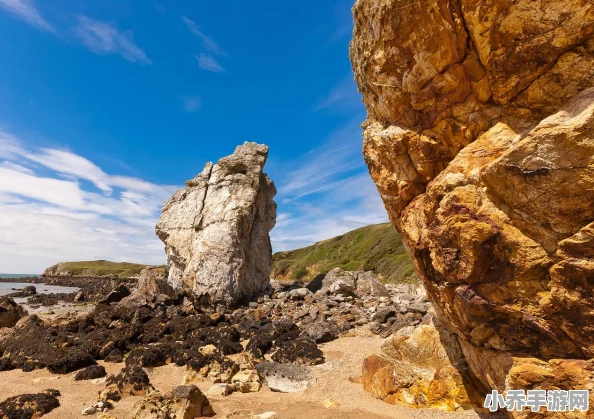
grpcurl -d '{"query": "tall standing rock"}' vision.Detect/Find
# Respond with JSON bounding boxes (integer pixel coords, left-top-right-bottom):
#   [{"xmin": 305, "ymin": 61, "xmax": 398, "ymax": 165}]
[
  {"xmin": 156, "ymin": 142, "xmax": 277, "ymax": 306},
  {"xmin": 351, "ymin": 0, "xmax": 594, "ymax": 414}
]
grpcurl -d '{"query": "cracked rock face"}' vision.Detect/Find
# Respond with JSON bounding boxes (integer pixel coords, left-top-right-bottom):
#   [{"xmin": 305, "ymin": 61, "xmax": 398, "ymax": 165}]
[
  {"xmin": 351, "ymin": 0, "xmax": 594, "ymax": 413},
  {"xmin": 156, "ymin": 142, "xmax": 277, "ymax": 306}
]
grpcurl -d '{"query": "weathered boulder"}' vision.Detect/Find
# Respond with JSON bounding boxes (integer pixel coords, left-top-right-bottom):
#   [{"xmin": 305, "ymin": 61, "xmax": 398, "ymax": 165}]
[
  {"xmin": 256, "ymin": 362, "xmax": 317, "ymax": 393},
  {"xmin": 362, "ymin": 318, "xmax": 484, "ymax": 410},
  {"xmin": 304, "ymin": 321, "xmax": 339, "ymax": 343},
  {"xmin": 99, "ymin": 285, "xmax": 131, "ymax": 305},
  {"xmin": 0, "ymin": 298, "xmax": 27, "ymax": 328},
  {"xmin": 130, "ymin": 385, "xmax": 214, "ymax": 418},
  {"xmin": 20, "ymin": 286, "xmax": 36, "ymax": 296},
  {"xmin": 313, "ymin": 268, "xmax": 389, "ymax": 298},
  {"xmin": 231, "ymin": 369, "xmax": 262, "ymax": 393},
  {"xmin": 156, "ymin": 142, "xmax": 277, "ymax": 306},
  {"xmin": 119, "ymin": 266, "xmax": 177, "ymax": 308},
  {"xmin": 351, "ymin": 0, "xmax": 594, "ymax": 415}
]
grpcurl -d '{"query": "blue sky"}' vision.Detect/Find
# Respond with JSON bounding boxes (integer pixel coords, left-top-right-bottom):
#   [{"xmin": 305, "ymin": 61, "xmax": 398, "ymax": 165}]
[{"xmin": 0, "ymin": 0, "xmax": 388, "ymax": 273}]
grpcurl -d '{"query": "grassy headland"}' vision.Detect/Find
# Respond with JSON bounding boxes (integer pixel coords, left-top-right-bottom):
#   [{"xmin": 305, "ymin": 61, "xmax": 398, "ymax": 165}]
[
  {"xmin": 42, "ymin": 260, "xmax": 151, "ymax": 278},
  {"xmin": 272, "ymin": 223, "xmax": 417, "ymax": 284}
]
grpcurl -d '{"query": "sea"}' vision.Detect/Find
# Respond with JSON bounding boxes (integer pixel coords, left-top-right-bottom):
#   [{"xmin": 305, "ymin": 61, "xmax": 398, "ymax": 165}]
[{"xmin": 0, "ymin": 274, "xmax": 80, "ymax": 302}]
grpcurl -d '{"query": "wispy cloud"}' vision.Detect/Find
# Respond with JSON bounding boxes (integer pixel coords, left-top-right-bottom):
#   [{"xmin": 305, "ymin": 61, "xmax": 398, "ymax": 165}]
[
  {"xmin": 182, "ymin": 16, "xmax": 227, "ymax": 57},
  {"xmin": 277, "ymin": 120, "xmax": 366, "ymax": 200},
  {"xmin": 0, "ymin": 131, "xmax": 177, "ymax": 273},
  {"xmin": 270, "ymin": 118, "xmax": 388, "ymax": 252},
  {"xmin": 271, "ymin": 173, "xmax": 388, "ymax": 251},
  {"xmin": 183, "ymin": 16, "xmax": 227, "ymax": 73},
  {"xmin": 181, "ymin": 96, "xmax": 201, "ymax": 113},
  {"xmin": 73, "ymin": 16, "xmax": 152, "ymax": 65},
  {"xmin": 313, "ymin": 76, "xmax": 361, "ymax": 112},
  {"xmin": 0, "ymin": 0, "xmax": 53, "ymax": 32},
  {"xmin": 195, "ymin": 53, "xmax": 225, "ymax": 73}
]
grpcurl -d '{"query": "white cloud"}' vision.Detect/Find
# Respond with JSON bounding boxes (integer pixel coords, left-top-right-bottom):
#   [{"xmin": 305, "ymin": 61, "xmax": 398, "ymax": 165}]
[
  {"xmin": 0, "ymin": 0, "xmax": 53, "ymax": 32},
  {"xmin": 73, "ymin": 16, "xmax": 151, "ymax": 65},
  {"xmin": 0, "ymin": 130, "xmax": 177, "ymax": 273},
  {"xmin": 182, "ymin": 16, "xmax": 227, "ymax": 57},
  {"xmin": 195, "ymin": 53, "xmax": 225, "ymax": 73},
  {"xmin": 0, "ymin": 161, "xmax": 34, "ymax": 175},
  {"xmin": 181, "ymin": 96, "xmax": 201, "ymax": 113}
]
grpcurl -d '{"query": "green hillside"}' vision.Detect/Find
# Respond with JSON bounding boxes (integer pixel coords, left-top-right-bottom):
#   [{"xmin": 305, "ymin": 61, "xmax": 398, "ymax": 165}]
[
  {"xmin": 272, "ymin": 223, "xmax": 417, "ymax": 284},
  {"xmin": 43, "ymin": 260, "xmax": 150, "ymax": 278}
]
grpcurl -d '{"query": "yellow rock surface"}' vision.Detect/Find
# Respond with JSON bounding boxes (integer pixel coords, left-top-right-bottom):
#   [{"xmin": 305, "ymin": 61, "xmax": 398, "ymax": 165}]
[{"xmin": 351, "ymin": 0, "xmax": 594, "ymax": 416}]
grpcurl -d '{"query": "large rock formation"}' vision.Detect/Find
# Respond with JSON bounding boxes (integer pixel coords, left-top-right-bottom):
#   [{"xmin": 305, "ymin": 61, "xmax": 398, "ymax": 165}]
[
  {"xmin": 156, "ymin": 142, "xmax": 277, "ymax": 306},
  {"xmin": 351, "ymin": 0, "xmax": 594, "ymax": 415},
  {"xmin": 362, "ymin": 317, "xmax": 484, "ymax": 410}
]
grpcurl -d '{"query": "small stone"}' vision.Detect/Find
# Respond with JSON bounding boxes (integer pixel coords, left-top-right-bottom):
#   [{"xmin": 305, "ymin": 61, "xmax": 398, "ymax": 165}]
[
  {"xmin": 199, "ymin": 344, "xmax": 219, "ymax": 356},
  {"xmin": 367, "ymin": 321, "xmax": 381, "ymax": 334},
  {"xmin": 371, "ymin": 307, "xmax": 396, "ymax": 324},
  {"xmin": 323, "ymin": 399, "xmax": 340, "ymax": 408},
  {"xmin": 288, "ymin": 288, "xmax": 312, "ymax": 300},
  {"xmin": 408, "ymin": 302, "xmax": 429, "ymax": 314},
  {"xmin": 82, "ymin": 406, "xmax": 97, "ymax": 415},
  {"xmin": 206, "ymin": 383, "xmax": 234, "ymax": 397},
  {"xmin": 231, "ymin": 369, "xmax": 262, "ymax": 393}
]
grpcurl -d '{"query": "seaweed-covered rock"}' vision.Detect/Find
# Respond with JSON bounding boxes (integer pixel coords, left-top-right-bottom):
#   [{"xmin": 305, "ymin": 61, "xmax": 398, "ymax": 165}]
[
  {"xmin": 0, "ymin": 389, "xmax": 60, "ymax": 419},
  {"xmin": 271, "ymin": 335, "xmax": 324, "ymax": 366},
  {"xmin": 125, "ymin": 345, "xmax": 169, "ymax": 368},
  {"xmin": 100, "ymin": 365, "xmax": 154, "ymax": 402},
  {"xmin": 74, "ymin": 365, "xmax": 107, "ymax": 381},
  {"xmin": 0, "ymin": 298, "xmax": 27, "ymax": 328},
  {"xmin": 47, "ymin": 349, "xmax": 96, "ymax": 374}
]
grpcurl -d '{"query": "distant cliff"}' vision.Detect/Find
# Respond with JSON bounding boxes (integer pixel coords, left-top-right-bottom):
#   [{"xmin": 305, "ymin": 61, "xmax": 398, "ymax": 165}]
[{"xmin": 42, "ymin": 260, "xmax": 153, "ymax": 278}]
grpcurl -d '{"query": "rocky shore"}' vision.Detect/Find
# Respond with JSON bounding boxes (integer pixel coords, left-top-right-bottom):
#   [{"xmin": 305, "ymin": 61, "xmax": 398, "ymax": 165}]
[{"xmin": 0, "ymin": 266, "xmax": 479, "ymax": 419}]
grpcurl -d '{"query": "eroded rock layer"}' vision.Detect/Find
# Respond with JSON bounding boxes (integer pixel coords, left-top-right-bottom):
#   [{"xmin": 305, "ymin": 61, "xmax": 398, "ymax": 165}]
[
  {"xmin": 156, "ymin": 142, "xmax": 277, "ymax": 306},
  {"xmin": 351, "ymin": 0, "xmax": 594, "ymax": 414}
]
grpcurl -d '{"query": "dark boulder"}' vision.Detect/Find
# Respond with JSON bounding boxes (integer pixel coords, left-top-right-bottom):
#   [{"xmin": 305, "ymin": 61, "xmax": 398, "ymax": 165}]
[
  {"xmin": 99, "ymin": 285, "xmax": 131, "ymax": 305},
  {"xmin": 47, "ymin": 350, "xmax": 96, "ymax": 374},
  {"xmin": 74, "ymin": 365, "xmax": 107, "ymax": 381},
  {"xmin": 0, "ymin": 298, "xmax": 27, "ymax": 328},
  {"xmin": 125, "ymin": 345, "xmax": 169, "ymax": 368},
  {"xmin": 271, "ymin": 335, "xmax": 324, "ymax": 365},
  {"xmin": 0, "ymin": 389, "xmax": 60, "ymax": 419},
  {"xmin": 304, "ymin": 321, "xmax": 339, "ymax": 343}
]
